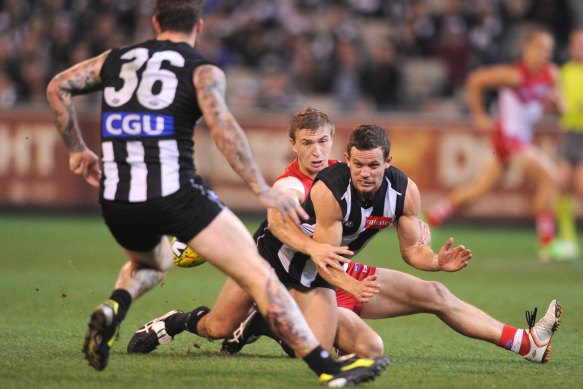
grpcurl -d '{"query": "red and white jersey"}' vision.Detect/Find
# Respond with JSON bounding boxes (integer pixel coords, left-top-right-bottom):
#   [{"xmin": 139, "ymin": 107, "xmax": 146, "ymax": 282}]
[
  {"xmin": 497, "ymin": 62, "xmax": 554, "ymax": 143},
  {"xmin": 274, "ymin": 158, "xmax": 339, "ymax": 202}
]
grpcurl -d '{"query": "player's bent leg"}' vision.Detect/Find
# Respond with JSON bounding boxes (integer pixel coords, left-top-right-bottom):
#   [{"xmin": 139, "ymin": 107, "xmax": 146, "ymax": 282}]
[
  {"xmin": 197, "ymin": 277, "xmax": 254, "ymax": 339},
  {"xmin": 127, "ymin": 275, "xmax": 254, "ymax": 353},
  {"xmin": 189, "ymin": 209, "xmax": 389, "ymax": 384},
  {"xmin": 84, "ymin": 237, "xmax": 173, "ymax": 370},
  {"xmin": 517, "ymin": 146, "xmax": 558, "ymax": 215},
  {"xmin": 188, "ymin": 209, "xmax": 320, "ymax": 357},
  {"xmin": 516, "ymin": 147, "xmax": 560, "ymax": 259},
  {"xmin": 335, "ymin": 307, "xmax": 383, "ymax": 358},
  {"xmin": 117, "ymin": 237, "xmax": 175, "ymax": 300},
  {"xmin": 451, "ymin": 154, "xmax": 503, "ymax": 208},
  {"xmin": 289, "ymin": 287, "xmax": 338, "ymax": 352}
]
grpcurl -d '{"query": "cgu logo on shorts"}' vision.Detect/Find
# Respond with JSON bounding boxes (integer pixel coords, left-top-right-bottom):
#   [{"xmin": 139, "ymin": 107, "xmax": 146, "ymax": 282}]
[
  {"xmin": 364, "ymin": 215, "xmax": 393, "ymax": 230},
  {"xmin": 102, "ymin": 112, "xmax": 174, "ymax": 138}
]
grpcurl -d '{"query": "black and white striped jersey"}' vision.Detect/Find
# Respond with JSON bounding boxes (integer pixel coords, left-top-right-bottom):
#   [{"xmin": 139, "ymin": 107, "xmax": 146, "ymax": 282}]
[
  {"xmin": 98, "ymin": 39, "xmax": 211, "ymax": 202},
  {"xmin": 255, "ymin": 163, "xmax": 408, "ymax": 288}
]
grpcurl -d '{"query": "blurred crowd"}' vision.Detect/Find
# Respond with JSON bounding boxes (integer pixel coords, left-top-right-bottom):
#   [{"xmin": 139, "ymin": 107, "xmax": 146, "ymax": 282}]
[{"xmin": 0, "ymin": 0, "xmax": 581, "ymax": 114}]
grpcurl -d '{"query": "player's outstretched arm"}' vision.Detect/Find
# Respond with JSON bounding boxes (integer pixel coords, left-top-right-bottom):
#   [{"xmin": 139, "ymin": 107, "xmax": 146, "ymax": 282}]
[
  {"xmin": 194, "ymin": 65, "xmax": 307, "ymax": 223},
  {"xmin": 46, "ymin": 51, "xmax": 109, "ymax": 188},
  {"xmin": 466, "ymin": 65, "xmax": 521, "ymax": 132},
  {"xmin": 397, "ymin": 179, "xmax": 472, "ymax": 272}
]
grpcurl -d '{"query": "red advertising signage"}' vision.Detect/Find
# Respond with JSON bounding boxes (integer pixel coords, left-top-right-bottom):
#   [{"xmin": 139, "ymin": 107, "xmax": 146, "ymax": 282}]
[{"xmin": 0, "ymin": 111, "xmax": 570, "ymax": 220}]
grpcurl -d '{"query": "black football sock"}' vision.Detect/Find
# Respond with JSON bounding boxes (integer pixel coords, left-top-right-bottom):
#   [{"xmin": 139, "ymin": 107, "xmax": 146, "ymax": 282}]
[
  {"xmin": 109, "ymin": 289, "xmax": 132, "ymax": 322},
  {"xmin": 164, "ymin": 311, "xmax": 191, "ymax": 337},
  {"xmin": 185, "ymin": 306, "xmax": 211, "ymax": 335},
  {"xmin": 248, "ymin": 311, "xmax": 270, "ymax": 336},
  {"xmin": 303, "ymin": 346, "xmax": 340, "ymax": 376},
  {"xmin": 253, "ymin": 314, "xmax": 295, "ymax": 357}
]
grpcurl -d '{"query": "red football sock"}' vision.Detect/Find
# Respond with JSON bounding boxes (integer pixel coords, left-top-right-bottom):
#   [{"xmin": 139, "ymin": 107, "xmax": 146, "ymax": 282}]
[
  {"xmin": 536, "ymin": 212, "xmax": 555, "ymax": 246},
  {"xmin": 426, "ymin": 199, "xmax": 453, "ymax": 227},
  {"xmin": 497, "ymin": 325, "xmax": 531, "ymax": 355}
]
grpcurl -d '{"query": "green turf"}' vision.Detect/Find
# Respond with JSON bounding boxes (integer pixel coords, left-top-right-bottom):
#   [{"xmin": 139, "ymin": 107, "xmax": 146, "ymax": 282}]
[{"xmin": 0, "ymin": 214, "xmax": 582, "ymax": 388}]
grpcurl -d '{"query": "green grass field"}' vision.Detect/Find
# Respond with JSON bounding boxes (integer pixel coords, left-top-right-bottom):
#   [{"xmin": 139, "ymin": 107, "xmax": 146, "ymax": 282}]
[{"xmin": 1, "ymin": 214, "xmax": 582, "ymax": 388}]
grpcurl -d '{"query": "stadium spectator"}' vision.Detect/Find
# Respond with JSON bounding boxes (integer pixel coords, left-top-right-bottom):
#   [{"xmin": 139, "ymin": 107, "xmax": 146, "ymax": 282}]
[
  {"xmin": 361, "ymin": 38, "xmax": 402, "ymax": 111},
  {"xmin": 45, "ymin": 0, "xmax": 388, "ymax": 385},
  {"xmin": 0, "ymin": 68, "xmax": 16, "ymax": 109},
  {"xmin": 555, "ymin": 29, "xmax": 583, "ymax": 260},
  {"xmin": 0, "ymin": 0, "xmax": 578, "ymax": 110},
  {"xmin": 425, "ymin": 25, "xmax": 564, "ymax": 261}
]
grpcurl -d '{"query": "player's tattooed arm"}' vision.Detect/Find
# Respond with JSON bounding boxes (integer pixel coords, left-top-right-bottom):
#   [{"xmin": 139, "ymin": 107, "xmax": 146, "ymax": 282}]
[
  {"xmin": 46, "ymin": 50, "xmax": 109, "ymax": 152},
  {"xmin": 194, "ymin": 65, "xmax": 308, "ymax": 222},
  {"xmin": 194, "ymin": 65, "xmax": 270, "ymax": 198}
]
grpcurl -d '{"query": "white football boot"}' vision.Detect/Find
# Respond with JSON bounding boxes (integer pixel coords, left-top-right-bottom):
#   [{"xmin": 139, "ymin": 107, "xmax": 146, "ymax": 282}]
[
  {"xmin": 127, "ymin": 310, "xmax": 182, "ymax": 354},
  {"xmin": 524, "ymin": 300, "xmax": 562, "ymax": 363}
]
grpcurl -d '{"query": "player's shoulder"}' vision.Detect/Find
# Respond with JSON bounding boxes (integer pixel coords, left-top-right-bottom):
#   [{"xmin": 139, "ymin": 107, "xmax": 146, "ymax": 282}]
[
  {"xmin": 318, "ymin": 161, "xmax": 348, "ymax": 178},
  {"xmin": 386, "ymin": 165, "xmax": 408, "ymax": 187},
  {"xmin": 273, "ymin": 176, "xmax": 305, "ymax": 201}
]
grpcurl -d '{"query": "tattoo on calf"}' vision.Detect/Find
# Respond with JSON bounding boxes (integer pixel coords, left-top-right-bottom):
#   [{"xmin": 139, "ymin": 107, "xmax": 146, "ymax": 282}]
[{"xmin": 263, "ymin": 276, "xmax": 311, "ymax": 352}]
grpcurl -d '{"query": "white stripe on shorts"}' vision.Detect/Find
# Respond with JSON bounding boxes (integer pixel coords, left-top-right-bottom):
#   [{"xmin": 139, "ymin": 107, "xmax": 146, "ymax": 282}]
[
  {"xmin": 158, "ymin": 139, "xmax": 180, "ymax": 196},
  {"xmin": 127, "ymin": 141, "xmax": 147, "ymax": 202},
  {"xmin": 102, "ymin": 141, "xmax": 118, "ymax": 201}
]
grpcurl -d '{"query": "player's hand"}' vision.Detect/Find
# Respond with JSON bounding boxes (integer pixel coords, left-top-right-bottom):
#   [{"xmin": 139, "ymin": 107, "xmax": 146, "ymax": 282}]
[
  {"xmin": 350, "ymin": 275, "xmax": 380, "ymax": 303},
  {"xmin": 436, "ymin": 237, "xmax": 472, "ymax": 272},
  {"xmin": 69, "ymin": 149, "xmax": 101, "ymax": 188},
  {"xmin": 261, "ymin": 186, "xmax": 308, "ymax": 224},
  {"xmin": 543, "ymin": 89, "xmax": 564, "ymax": 112},
  {"xmin": 473, "ymin": 114, "xmax": 494, "ymax": 132},
  {"xmin": 308, "ymin": 242, "xmax": 353, "ymax": 274}
]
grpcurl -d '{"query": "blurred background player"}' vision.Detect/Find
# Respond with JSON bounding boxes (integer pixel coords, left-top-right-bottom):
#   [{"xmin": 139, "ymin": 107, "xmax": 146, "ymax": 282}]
[
  {"xmin": 554, "ymin": 29, "xmax": 583, "ymax": 260},
  {"xmin": 45, "ymin": 1, "xmax": 388, "ymax": 385},
  {"xmin": 426, "ymin": 25, "xmax": 564, "ymax": 261}
]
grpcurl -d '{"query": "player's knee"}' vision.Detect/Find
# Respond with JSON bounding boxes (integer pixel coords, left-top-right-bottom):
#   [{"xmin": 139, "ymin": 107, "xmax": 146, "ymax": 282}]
[
  {"xmin": 238, "ymin": 259, "xmax": 276, "ymax": 294},
  {"xmin": 357, "ymin": 333, "xmax": 384, "ymax": 358},
  {"xmin": 202, "ymin": 316, "xmax": 236, "ymax": 340},
  {"xmin": 427, "ymin": 281, "xmax": 454, "ymax": 313}
]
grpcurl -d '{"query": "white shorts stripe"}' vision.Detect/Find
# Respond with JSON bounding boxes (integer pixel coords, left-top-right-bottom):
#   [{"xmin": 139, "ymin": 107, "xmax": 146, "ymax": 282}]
[
  {"xmin": 102, "ymin": 141, "xmax": 118, "ymax": 200},
  {"xmin": 159, "ymin": 139, "xmax": 180, "ymax": 196},
  {"xmin": 127, "ymin": 141, "xmax": 147, "ymax": 202}
]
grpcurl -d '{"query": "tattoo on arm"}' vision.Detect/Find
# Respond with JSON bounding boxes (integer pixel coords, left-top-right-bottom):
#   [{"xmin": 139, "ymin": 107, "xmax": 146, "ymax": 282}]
[
  {"xmin": 195, "ymin": 66, "xmax": 269, "ymax": 197},
  {"xmin": 47, "ymin": 51, "xmax": 108, "ymax": 152}
]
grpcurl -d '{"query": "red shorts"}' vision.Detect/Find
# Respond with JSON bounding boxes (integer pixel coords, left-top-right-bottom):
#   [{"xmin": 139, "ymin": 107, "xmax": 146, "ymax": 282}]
[
  {"xmin": 335, "ymin": 261, "xmax": 377, "ymax": 316},
  {"xmin": 491, "ymin": 124, "xmax": 529, "ymax": 163}
]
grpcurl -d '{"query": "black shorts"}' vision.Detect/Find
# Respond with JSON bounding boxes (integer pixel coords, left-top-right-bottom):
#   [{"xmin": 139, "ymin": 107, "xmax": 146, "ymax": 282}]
[
  {"xmin": 256, "ymin": 244, "xmax": 334, "ymax": 292},
  {"xmin": 100, "ymin": 180, "xmax": 224, "ymax": 252},
  {"xmin": 272, "ymin": 266, "xmax": 334, "ymax": 292},
  {"xmin": 558, "ymin": 131, "xmax": 583, "ymax": 166}
]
